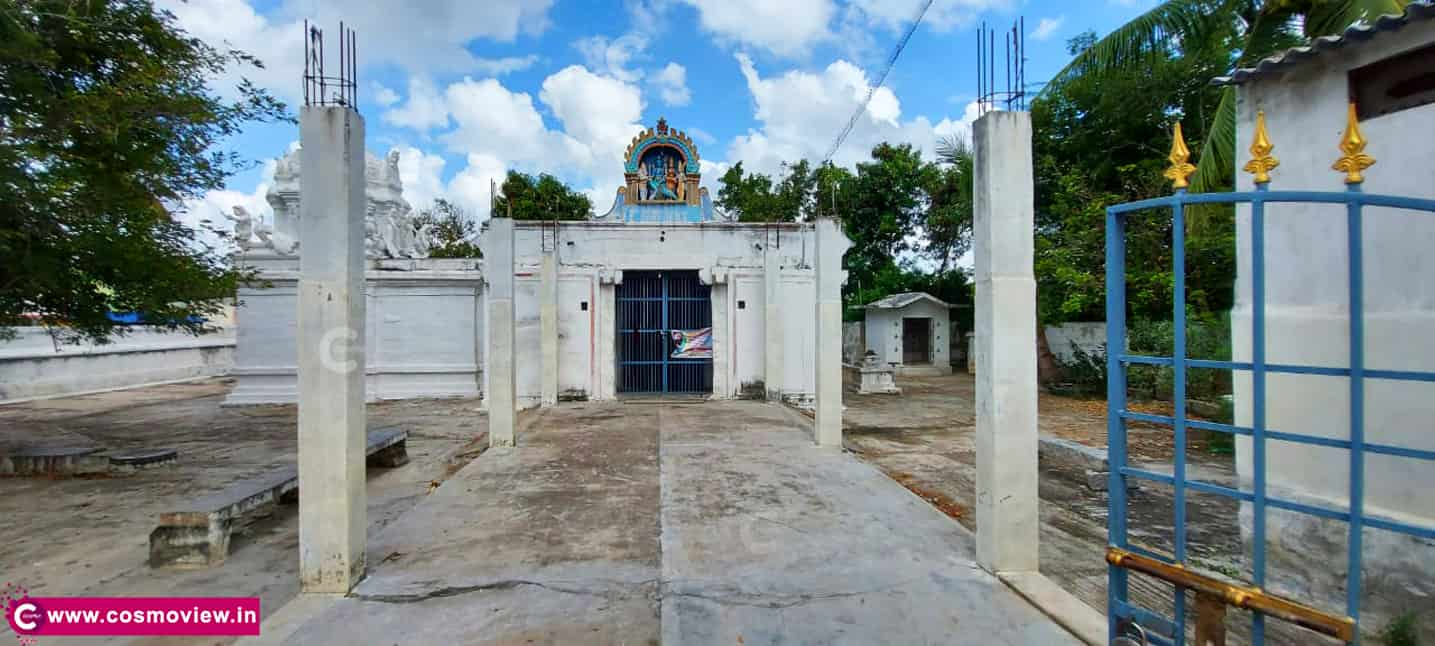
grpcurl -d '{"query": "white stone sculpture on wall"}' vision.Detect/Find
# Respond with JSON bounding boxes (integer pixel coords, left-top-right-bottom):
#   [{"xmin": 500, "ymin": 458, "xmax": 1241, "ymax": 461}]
[{"xmin": 231, "ymin": 148, "xmax": 431, "ymax": 259}]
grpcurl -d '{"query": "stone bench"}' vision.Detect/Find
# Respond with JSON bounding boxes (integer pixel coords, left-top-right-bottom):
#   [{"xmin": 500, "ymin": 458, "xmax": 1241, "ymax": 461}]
[
  {"xmin": 1, "ymin": 447, "xmax": 180, "ymax": 476},
  {"xmin": 149, "ymin": 427, "xmax": 407, "ymax": 569}
]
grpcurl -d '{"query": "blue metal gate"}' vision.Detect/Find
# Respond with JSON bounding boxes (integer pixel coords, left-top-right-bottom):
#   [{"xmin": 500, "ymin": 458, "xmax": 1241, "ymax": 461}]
[
  {"xmin": 616, "ymin": 270, "xmax": 712, "ymax": 394},
  {"xmin": 1105, "ymin": 106, "xmax": 1435, "ymax": 645}
]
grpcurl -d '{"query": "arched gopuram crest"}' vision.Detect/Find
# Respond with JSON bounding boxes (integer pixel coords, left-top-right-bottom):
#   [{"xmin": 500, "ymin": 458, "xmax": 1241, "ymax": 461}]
[{"xmin": 623, "ymin": 117, "xmax": 702, "ymax": 206}]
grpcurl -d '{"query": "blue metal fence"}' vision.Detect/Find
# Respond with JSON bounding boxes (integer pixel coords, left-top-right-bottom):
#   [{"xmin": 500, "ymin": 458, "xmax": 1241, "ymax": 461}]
[{"xmin": 1105, "ymin": 106, "xmax": 1435, "ymax": 644}]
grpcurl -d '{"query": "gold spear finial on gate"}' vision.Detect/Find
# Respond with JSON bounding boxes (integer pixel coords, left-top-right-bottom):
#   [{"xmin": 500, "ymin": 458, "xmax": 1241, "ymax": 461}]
[
  {"xmin": 1242, "ymin": 110, "xmax": 1280, "ymax": 185},
  {"xmin": 1164, "ymin": 123, "xmax": 1197, "ymax": 190},
  {"xmin": 1333, "ymin": 102, "xmax": 1375, "ymax": 184}
]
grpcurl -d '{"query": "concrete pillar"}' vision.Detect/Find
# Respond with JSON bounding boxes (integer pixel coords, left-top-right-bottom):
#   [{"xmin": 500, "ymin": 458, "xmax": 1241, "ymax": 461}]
[
  {"xmin": 813, "ymin": 218, "xmax": 851, "ymax": 447},
  {"xmin": 763, "ymin": 231, "xmax": 783, "ymax": 400},
  {"xmin": 973, "ymin": 111, "xmax": 1039, "ymax": 573},
  {"xmin": 704, "ymin": 267, "xmax": 730, "ymax": 399},
  {"xmin": 296, "ymin": 106, "xmax": 367, "ymax": 592},
  {"xmin": 484, "ymin": 217, "xmax": 517, "ymax": 447},
  {"xmin": 539, "ymin": 246, "xmax": 558, "ymax": 407},
  {"xmin": 597, "ymin": 267, "xmax": 621, "ymax": 400}
]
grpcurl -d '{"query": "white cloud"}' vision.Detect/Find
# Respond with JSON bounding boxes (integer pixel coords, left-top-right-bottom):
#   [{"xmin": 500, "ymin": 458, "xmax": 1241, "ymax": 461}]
[
  {"xmin": 575, "ymin": 33, "xmax": 650, "ymax": 83},
  {"xmin": 574, "ymin": 34, "xmax": 689, "ymax": 106},
  {"xmin": 472, "ymin": 54, "xmax": 541, "ymax": 76},
  {"xmin": 539, "ymin": 65, "xmax": 646, "ymax": 182},
  {"xmin": 383, "ymin": 77, "xmax": 451, "ymax": 131},
  {"xmin": 724, "ymin": 53, "xmax": 977, "ymax": 178},
  {"xmin": 849, "ymin": 0, "xmax": 1010, "ymax": 33},
  {"xmin": 157, "ymin": 0, "xmax": 304, "ymax": 102},
  {"xmin": 1030, "ymin": 16, "xmax": 1065, "ymax": 41},
  {"xmin": 401, "ymin": 66, "xmax": 643, "ymax": 210},
  {"xmin": 443, "ymin": 77, "xmax": 554, "ymax": 160},
  {"xmin": 162, "ymin": 0, "xmax": 558, "ymax": 102},
  {"xmin": 624, "ymin": 0, "xmax": 674, "ymax": 33},
  {"xmin": 653, "ymin": 63, "xmax": 692, "ymax": 107},
  {"xmin": 687, "ymin": 126, "xmax": 717, "ymax": 146},
  {"xmin": 681, "ymin": 0, "xmax": 835, "ymax": 58},
  {"xmin": 392, "ymin": 146, "xmax": 448, "ymax": 210},
  {"xmin": 447, "ymin": 154, "xmax": 509, "ymax": 220},
  {"xmin": 372, "ymin": 82, "xmax": 401, "ymax": 107},
  {"xmin": 177, "ymin": 158, "xmax": 279, "ymax": 255},
  {"xmin": 282, "ymin": 0, "xmax": 554, "ymax": 72},
  {"xmin": 698, "ymin": 159, "xmax": 731, "ymax": 200}
]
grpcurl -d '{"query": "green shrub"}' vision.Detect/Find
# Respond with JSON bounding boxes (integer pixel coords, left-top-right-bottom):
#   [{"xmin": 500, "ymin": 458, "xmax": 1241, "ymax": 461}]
[
  {"xmin": 1380, "ymin": 611, "xmax": 1420, "ymax": 646},
  {"xmin": 1051, "ymin": 342, "xmax": 1108, "ymax": 397},
  {"xmin": 1048, "ymin": 313, "xmax": 1233, "ymax": 402},
  {"xmin": 1126, "ymin": 313, "xmax": 1232, "ymax": 402}
]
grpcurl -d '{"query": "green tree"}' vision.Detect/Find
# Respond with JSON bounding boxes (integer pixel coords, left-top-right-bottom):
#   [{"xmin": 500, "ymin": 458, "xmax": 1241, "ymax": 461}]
[
  {"xmin": 715, "ymin": 143, "xmax": 974, "ymax": 316},
  {"xmin": 495, "ymin": 171, "xmax": 592, "ymax": 221},
  {"xmin": 810, "ymin": 162, "xmax": 856, "ymax": 221},
  {"xmin": 1046, "ymin": 0, "xmax": 1409, "ymax": 192},
  {"xmin": 1033, "ymin": 31, "xmax": 1238, "ymax": 327},
  {"xmin": 929, "ymin": 138, "xmax": 975, "ymax": 273},
  {"xmin": 0, "ymin": 0, "xmax": 289, "ymax": 343},
  {"xmin": 715, "ymin": 160, "xmax": 820, "ymax": 223},
  {"xmin": 716, "ymin": 161, "xmax": 783, "ymax": 222},
  {"xmin": 412, "ymin": 198, "xmax": 481, "ymax": 258},
  {"xmin": 839, "ymin": 143, "xmax": 929, "ymax": 302}
]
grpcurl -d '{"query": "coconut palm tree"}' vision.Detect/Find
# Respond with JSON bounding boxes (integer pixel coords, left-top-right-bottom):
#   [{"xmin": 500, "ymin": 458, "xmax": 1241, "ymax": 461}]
[{"xmin": 1046, "ymin": 0, "xmax": 1412, "ymax": 192}]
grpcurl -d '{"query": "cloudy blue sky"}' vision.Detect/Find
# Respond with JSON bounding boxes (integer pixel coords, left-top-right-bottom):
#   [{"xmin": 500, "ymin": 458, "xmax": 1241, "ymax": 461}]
[{"xmin": 168, "ymin": 0, "xmax": 1155, "ymax": 228}]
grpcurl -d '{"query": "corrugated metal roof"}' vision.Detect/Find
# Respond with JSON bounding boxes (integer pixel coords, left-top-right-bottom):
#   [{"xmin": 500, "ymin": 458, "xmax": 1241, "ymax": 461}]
[
  {"xmin": 1216, "ymin": 1, "xmax": 1435, "ymax": 85},
  {"xmin": 864, "ymin": 292, "xmax": 953, "ymax": 310}
]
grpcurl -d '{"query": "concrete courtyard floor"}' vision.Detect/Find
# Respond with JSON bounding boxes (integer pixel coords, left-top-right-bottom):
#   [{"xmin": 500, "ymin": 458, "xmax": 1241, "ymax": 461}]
[
  {"xmin": 0, "ymin": 379, "xmax": 488, "ymax": 645},
  {"xmin": 262, "ymin": 400, "xmax": 1080, "ymax": 645},
  {"xmin": 844, "ymin": 372, "xmax": 1326, "ymax": 646},
  {"xmin": 1, "ymin": 374, "xmax": 1328, "ymax": 645}
]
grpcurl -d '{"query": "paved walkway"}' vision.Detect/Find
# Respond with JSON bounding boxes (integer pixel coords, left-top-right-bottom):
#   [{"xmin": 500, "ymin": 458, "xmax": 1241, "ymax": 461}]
[{"xmin": 264, "ymin": 401, "xmax": 1079, "ymax": 645}]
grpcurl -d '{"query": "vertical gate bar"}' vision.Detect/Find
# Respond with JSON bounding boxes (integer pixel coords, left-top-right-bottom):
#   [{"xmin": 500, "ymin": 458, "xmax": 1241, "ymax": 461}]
[
  {"xmin": 1172, "ymin": 192, "xmax": 1188, "ymax": 646},
  {"xmin": 1252, "ymin": 188, "xmax": 1268, "ymax": 645},
  {"xmin": 1346, "ymin": 186, "xmax": 1365, "ymax": 634},
  {"xmin": 1106, "ymin": 206, "xmax": 1130, "ymax": 644},
  {"xmin": 662, "ymin": 272, "xmax": 669, "ymax": 393}
]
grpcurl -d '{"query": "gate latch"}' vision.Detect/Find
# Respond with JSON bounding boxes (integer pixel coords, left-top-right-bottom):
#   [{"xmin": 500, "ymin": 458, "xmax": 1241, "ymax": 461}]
[{"xmin": 1113, "ymin": 619, "xmax": 1148, "ymax": 646}]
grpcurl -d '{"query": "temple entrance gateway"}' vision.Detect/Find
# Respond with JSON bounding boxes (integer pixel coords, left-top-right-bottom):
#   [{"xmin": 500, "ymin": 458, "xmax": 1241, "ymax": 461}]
[{"xmin": 616, "ymin": 270, "xmax": 712, "ymax": 394}]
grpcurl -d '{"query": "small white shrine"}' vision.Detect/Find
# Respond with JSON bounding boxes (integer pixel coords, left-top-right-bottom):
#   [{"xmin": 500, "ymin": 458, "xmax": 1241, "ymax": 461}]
[{"xmin": 862, "ymin": 292, "xmax": 953, "ymax": 376}]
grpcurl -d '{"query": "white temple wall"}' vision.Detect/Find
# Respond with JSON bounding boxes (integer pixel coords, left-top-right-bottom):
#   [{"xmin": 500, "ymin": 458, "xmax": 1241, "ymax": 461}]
[
  {"xmin": 732, "ymin": 274, "xmax": 766, "ymax": 395},
  {"xmin": 0, "ymin": 326, "xmax": 234, "ymax": 403},
  {"xmin": 779, "ymin": 273, "xmax": 817, "ymax": 398},
  {"xmin": 224, "ymin": 257, "xmax": 483, "ymax": 405},
  {"xmin": 506, "ymin": 222, "xmax": 819, "ymax": 403},
  {"xmin": 1232, "ymin": 22, "xmax": 1435, "ymax": 525},
  {"xmin": 514, "ymin": 275, "xmax": 543, "ymax": 408},
  {"xmin": 1229, "ymin": 19, "xmax": 1435, "ymax": 633},
  {"xmin": 228, "ymin": 223, "xmax": 823, "ymax": 406},
  {"xmin": 558, "ymin": 274, "xmax": 596, "ymax": 400}
]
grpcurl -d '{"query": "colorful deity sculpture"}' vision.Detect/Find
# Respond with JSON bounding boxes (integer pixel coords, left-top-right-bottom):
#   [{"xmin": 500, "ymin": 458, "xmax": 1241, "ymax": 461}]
[
  {"xmin": 598, "ymin": 117, "xmax": 731, "ymax": 222},
  {"xmin": 647, "ymin": 155, "xmax": 678, "ymax": 200},
  {"xmin": 622, "ymin": 117, "xmax": 701, "ymax": 206}
]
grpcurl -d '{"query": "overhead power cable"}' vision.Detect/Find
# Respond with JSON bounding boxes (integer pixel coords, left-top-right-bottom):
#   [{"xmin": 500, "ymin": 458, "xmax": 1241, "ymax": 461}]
[{"xmin": 820, "ymin": 0, "xmax": 934, "ymax": 165}]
